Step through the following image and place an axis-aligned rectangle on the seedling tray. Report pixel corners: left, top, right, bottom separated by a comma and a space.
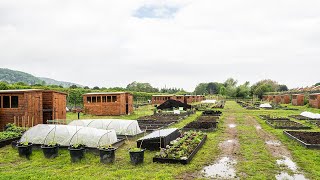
266, 120, 311, 130
284, 131, 320, 149
153, 135, 207, 165
0, 137, 21, 148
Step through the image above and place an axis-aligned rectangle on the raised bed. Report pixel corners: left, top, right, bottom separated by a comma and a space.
202, 110, 222, 116
284, 131, 320, 149
138, 113, 188, 121
259, 115, 290, 121
153, 134, 207, 165
0, 137, 21, 148
137, 120, 177, 132
307, 120, 320, 127
289, 115, 320, 120
137, 128, 181, 151
197, 116, 219, 122
266, 120, 311, 130
182, 121, 218, 132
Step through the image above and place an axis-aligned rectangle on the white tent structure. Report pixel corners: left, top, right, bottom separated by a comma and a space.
300, 111, 320, 119
20, 124, 118, 148
68, 119, 143, 136
201, 100, 217, 104
259, 103, 272, 108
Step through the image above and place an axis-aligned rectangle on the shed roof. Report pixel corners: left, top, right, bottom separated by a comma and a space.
0, 89, 67, 95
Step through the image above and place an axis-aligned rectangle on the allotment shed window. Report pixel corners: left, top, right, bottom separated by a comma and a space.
107, 96, 111, 102
112, 96, 117, 102
97, 96, 101, 103
3, 96, 10, 108
11, 96, 18, 108
87, 97, 91, 103
0, 96, 1, 108
92, 96, 97, 103
102, 96, 106, 103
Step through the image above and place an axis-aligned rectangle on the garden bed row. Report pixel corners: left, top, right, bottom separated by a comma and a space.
266, 120, 310, 130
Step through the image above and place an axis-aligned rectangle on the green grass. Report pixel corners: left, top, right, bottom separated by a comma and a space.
1, 101, 320, 179
0, 107, 224, 179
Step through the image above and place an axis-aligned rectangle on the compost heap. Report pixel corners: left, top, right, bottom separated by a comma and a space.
157, 99, 191, 110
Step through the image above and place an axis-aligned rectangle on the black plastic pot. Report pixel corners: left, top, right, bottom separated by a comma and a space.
41, 144, 59, 159
11, 140, 18, 149
99, 148, 116, 164
69, 147, 85, 163
129, 149, 145, 165
17, 143, 33, 159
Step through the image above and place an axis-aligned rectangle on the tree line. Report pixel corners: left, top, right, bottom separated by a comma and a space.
193, 78, 289, 99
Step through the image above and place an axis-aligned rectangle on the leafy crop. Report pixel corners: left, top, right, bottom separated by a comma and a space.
155, 131, 205, 160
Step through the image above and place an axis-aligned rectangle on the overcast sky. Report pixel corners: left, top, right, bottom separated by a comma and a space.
0, 0, 319, 91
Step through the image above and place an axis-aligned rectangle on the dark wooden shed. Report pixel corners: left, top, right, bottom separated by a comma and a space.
83, 92, 133, 116
0, 89, 67, 130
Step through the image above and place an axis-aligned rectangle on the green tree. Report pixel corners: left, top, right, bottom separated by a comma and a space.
236, 81, 250, 98
0, 82, 9, 90
194, 83, 208, 95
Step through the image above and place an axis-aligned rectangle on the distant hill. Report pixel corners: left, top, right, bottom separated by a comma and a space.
0, 68, 82, 87
38, 77, 83, 87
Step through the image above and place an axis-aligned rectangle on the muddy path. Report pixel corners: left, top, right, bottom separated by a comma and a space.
199, 115, 240, 179
247, 115, 308, 180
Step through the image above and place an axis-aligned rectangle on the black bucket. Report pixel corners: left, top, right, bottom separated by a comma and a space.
69, 147, 85, 163
129, 150, 145, 165
99, 148, 116, 164
41, 144, 59, 159
17, 143, 33, 159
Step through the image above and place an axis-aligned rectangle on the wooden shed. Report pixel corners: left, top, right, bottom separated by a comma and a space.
273, 95, 281, 104
309, 93, 320, 109
292, 94, 304, 106
0, 89, 67, 130
262, 95, 268, 101
267, 95, 274, 102
151, 95, 205, 105
280, 94, 291, 104
83, 92, 133, 116
152, 95, 184, 105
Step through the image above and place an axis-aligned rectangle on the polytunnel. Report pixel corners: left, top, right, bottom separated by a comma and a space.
19, 124, 118, 148
68, 119, 143, 136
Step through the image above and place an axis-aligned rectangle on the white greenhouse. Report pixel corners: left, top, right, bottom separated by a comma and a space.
20, 124, 118, 148
68, 119, 143, 136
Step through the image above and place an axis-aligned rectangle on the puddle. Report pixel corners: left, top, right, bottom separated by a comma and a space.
227, 140, 234, 143
228, 124, 237, 128
265, 140, 282, 146
275, 172, 308, 180
276, 156, 298, 172
256, 125, 262, 130
202, 157, 238, 179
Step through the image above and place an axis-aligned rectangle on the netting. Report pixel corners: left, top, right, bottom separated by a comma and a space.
68, 119, 143, 136
20, 124, 118, 148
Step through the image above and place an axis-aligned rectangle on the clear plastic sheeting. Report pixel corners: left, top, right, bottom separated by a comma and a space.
260, 103, 272, 108
68, 119, 143, 136
201, 100, 217, 104
138, 128, 178, 140
20, 124, 118, 148
300, 111, 320, 119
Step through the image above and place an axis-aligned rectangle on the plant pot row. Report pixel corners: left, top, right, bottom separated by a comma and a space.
15, 143, 145, 165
